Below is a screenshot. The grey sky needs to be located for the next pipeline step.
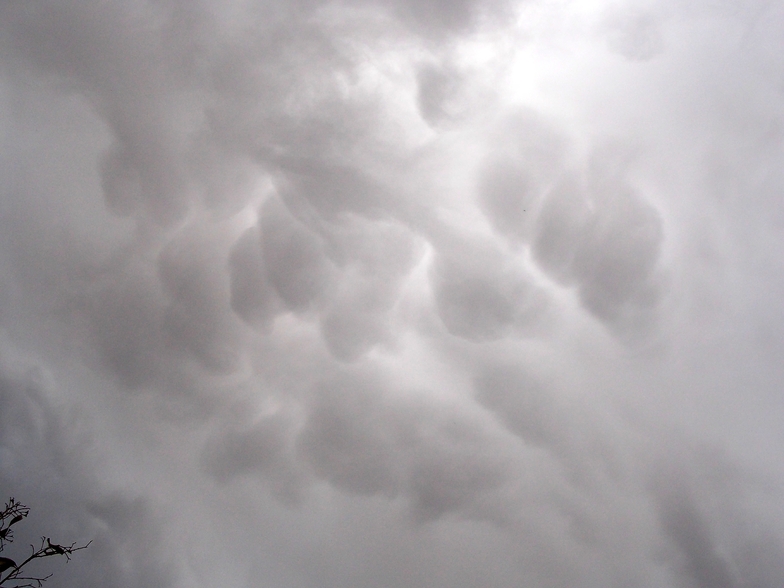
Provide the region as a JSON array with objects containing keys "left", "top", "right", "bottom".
[{"left": 1, "top": 1, "right": 783, "bottom": 587}]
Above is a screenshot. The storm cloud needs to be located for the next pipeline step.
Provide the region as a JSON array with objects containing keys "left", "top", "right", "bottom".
[{"left": 1, "top": 0, "right": 784, "bottom": 587}]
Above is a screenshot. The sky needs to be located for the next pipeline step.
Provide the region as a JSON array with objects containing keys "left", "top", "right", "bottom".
[{"left": 1, "top": 0, "right": 784, "bottom": 587}]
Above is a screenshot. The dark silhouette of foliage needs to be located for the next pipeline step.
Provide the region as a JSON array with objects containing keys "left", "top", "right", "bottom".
[{"left": 0, "top": 498, "right": 90, "bottom": 588}]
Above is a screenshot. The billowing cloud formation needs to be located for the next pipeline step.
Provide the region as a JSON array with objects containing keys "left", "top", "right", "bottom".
[{"left": 2, "top": 0, "right": 784, "bottom": 587}]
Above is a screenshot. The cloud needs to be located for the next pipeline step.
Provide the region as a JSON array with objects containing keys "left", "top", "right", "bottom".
[
  {"left": 0, "top": 349, "right": 176, "bottom": 588},
  {"left": 430, "top": 241, "right": 549, "bottom": 341},
  {"left": 602, "top": 6, "right": 666, "bottom": 62},
  {"left": 478, "top": 111, "right": 570, "bottom": 243},
  {"left": 2, "top": 0, "right": 784, "bottom": 586}
]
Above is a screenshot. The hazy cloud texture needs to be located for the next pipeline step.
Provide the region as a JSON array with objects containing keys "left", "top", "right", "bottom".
[{"left": 1, "top": 0, "right": 784, "bottom": 587}]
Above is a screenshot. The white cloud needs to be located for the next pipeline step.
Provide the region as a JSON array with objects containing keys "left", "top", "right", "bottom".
[{"left": 2, "top": 0, "right": 784, "bottom": 587}]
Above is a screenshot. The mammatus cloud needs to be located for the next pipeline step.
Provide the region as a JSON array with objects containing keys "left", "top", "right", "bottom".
[{"left": 2, "top": 0, "right": 784, "bottom": 587}]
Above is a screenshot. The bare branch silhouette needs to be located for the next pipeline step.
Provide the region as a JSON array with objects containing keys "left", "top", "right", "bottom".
[{"left": 0, "top": 498, "right": 90, "bottom": 587}]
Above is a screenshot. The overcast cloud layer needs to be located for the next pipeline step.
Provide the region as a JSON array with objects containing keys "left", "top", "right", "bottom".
[{"left": 1, "top": 1, "right": 784, "bottom": 587}]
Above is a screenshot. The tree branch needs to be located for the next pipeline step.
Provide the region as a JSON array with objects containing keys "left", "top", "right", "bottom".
[{"left": 0, "top": 498, "right": 91, "bottom": 588}]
